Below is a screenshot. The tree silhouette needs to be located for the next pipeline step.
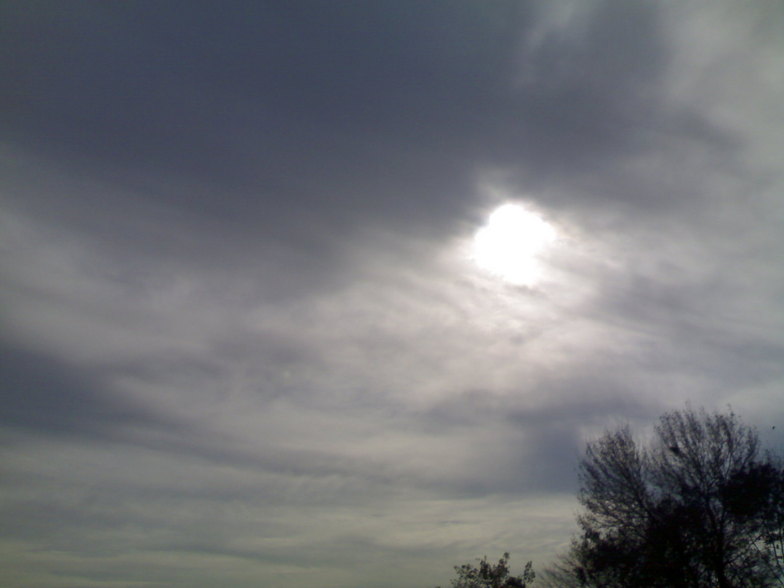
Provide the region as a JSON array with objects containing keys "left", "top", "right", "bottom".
[
  {"left": 438, "top": 552, "right": 535, "bottom": 588},
  {"left": 559, "top": 407, "right": 784, "bottom": 587}
]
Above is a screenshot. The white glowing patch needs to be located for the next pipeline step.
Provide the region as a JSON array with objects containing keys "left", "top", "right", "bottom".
[{"left": 472, "top": 203, "right": 556, "bottom": 286}]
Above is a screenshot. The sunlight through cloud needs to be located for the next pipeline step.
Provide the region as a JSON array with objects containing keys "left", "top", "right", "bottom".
[{"left": 472, "top": 203, "right": 556, "bottom": 286}]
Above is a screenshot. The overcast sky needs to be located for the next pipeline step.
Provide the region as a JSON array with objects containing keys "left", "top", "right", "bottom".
[{"left": 2, "top": 1, "right": 784, "bottom": 587}]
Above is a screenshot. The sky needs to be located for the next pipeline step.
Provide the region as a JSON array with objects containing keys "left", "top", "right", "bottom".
[{"left": 1, "top": 1, "right": 784, "bottom": 586}]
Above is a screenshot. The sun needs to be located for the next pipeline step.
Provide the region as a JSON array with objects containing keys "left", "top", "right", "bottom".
[{"left": 472, "top": 203, "right": 556, "bottom": 286}]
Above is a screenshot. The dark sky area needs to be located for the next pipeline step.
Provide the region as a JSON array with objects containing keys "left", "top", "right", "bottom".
[{"left": 2, "top": 2, "right": 783, "bottom": 586}]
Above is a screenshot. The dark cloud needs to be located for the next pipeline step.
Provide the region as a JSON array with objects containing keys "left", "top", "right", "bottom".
[
  {"left": 2, "top": 0, "right": 689, "bottom": 239},
  {"left": 0, "top": 343, "right": 180, "bottom": 438},
  {"left": 3, "top": 2, "right": 525, "bottom": 232}
]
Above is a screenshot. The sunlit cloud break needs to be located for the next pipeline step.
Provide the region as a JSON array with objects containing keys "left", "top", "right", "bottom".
[{"left": 472, "top": 203, "right": 557, "bottom": 286}]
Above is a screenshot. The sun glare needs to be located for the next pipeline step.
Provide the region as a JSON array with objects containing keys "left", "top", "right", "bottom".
[{"left": 472, "top": 203, "right": 556, "bottom": 286}]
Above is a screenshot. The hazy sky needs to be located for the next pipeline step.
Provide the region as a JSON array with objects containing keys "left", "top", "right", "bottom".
[{"left": 2, "top": 1, "right": 783, "bottom": 586}]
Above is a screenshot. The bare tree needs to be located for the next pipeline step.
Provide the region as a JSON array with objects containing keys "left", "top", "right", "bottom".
[
  {"left": 648, "top": 409, "right": 762, "bottom": 587},
  {"left": 563, "top": 407, "right": 783, "bottom": 587},
  {"left": 721, "top": 457, "right": 784, "bottom": 586}
]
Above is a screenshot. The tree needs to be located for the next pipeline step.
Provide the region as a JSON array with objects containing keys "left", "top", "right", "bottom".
[
  {"left": 559, "top": 407, "right": 783, "bottom": 587},
  {"left": 535, "top": 550, "right": 587, "bottom": 588},
  {"left": 722, "top": 459, "right": 784, "bottom": 586},
  {"left": 438, "top": 552, "right": 535, "bottom": 588}
]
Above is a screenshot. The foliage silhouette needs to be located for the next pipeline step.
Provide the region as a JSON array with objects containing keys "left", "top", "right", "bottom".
[
  {"left": 438, "top": 552, "right": 535, "bottom": 588},
  {"left": 554, "top": 407, "right": 784, "bottom": 587}
]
